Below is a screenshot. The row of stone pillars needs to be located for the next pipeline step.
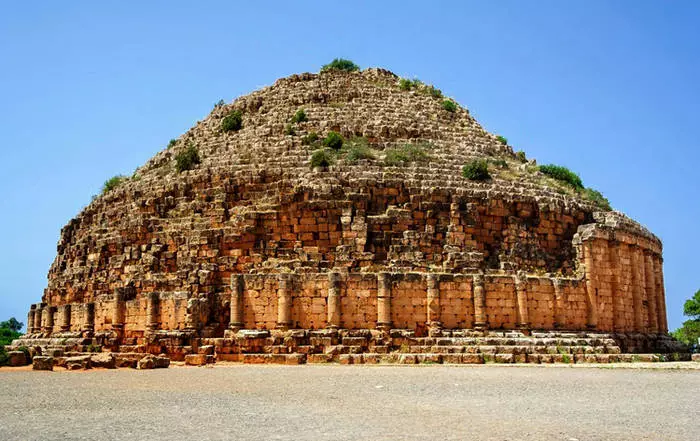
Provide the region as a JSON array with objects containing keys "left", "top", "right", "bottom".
[
  {"left": 27, "top": 303, "right": 89, "bottom": 334},
  {"left": 582, "top": 240, "right": 667, "bottom": 333},
  {"left": 225, "top": 272, "right": 573, "bottom": 332}
]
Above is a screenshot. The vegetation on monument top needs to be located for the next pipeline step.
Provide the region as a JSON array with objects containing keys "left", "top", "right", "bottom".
[
  {"left": 538, "top": 164, "right": 584, "bottom": 190},
  {"left": 496, "top": 135, "right": 508, "bottom": 145},
  {"left": 102, "top": 175, "right": 128, "bottom": 194},
  {"left": 322, "top": 131, "right": 344, "bottom": 150},
  {"left": 291, "top": 109, "right": 308, "bottom": 124},
  {"left": 671, "top": 289, "right": 700, "bottom": 349},
  {"left": 221, "top": 110, "right": 243, "bottom": 132},
  {"left": 301, "top": 131, "right": 319, "bottom": 146},
  {"left": 321, "top": 58, "right": 360, "bottom": 73},
  {"left": 398, "top": 77, "right": 424, "bottom": 91},
  {"left": 462, "top": 160, "right": 491, "bottom": 181},
  {"left": 168, "top": 139, "right": 178, "bottom": 148},
  {"left": 309, "top": 148, "right": 335, "bottom": 169},
  {"left": 515, "top": 150, "right": 526, "bottom": 162},
  {"left": 426, "top": 85, "right": 443, "bottom": 99},
  {"left": 442, "top": 99, "right": 457, "bottom": 113},
  {"left": 214, "top": 99, "right": 225, "bottom": 109},
  {"left": 175, "top": 143, "right": 201, "bottom": 172},
  {"left": 384, "top": 142, "right": 431, "bottom": 166}
]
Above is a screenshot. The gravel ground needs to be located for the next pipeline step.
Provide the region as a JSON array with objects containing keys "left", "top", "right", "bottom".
[{"left": 1, "top": 364, "right": 698, "bottom": 441}]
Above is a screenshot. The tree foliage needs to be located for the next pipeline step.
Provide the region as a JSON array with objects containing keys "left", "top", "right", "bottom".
[
  {"left": 671, "top": 289, "right": 700, "bottom": 348},
  {"left": 0, "top": 317, "right": 23, "bottom": 346}
]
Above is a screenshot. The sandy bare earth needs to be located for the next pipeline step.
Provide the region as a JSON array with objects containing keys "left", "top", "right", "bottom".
[{"left": 0, "top": 364, "right": 698, "bottom": 441}]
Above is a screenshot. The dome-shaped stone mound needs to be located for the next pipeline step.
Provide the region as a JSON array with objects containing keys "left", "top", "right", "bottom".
[{"left": 18, "top": 66, "right": 684, "bottom": 364}]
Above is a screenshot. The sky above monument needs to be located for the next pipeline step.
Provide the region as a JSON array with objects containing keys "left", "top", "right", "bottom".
[{"left": 0, "top": 1, "right": 698, "bottom": 331}]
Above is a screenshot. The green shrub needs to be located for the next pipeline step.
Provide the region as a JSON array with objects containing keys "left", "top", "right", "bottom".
[
  {"left": 302, "top": 132, "right": 319, "bottom": 146},
  {"left": 384, "top": 143, "right": 430, "bottom": 166},
  {"left": 427, "top": 85, "right": 443, "bottom": 99},
  {"left": 488, "top": 158, "right": 508, "bottom": 169},
  {"left": 581, "top": 188, "right": 611, "bottom": 211},
  {"left": 310, "top": 149, "right": 335, "bottom": 168},
  {"left": 344, "top": 137, "right": 376, "bottom": 163},
  {"left": 175, "top": 144, "right": 201, "bottom": 172},
  {"left": 221, "top": 110, "right": 243, "bottom": 132},
  {"left": 539, "top": 164, "right": 583, "bottom": 189},
  {"left": 102, "top": 175, "right": 127, "bottom": 194},
  {"left": 322, "top": 131, "right": 344, "bottom": 150},
  {"left": 284, "top": 124, "right": 296, "bottom": 136},
  {"left": 515, "top": 151, "right": 526, "bottom": 162},
  {"left": 168, "top": 139, "right": 178, "bottom": 148},
  {"left": 321, "top": 58, "right": 360, "bottom": 73},
  {"left": 462, "top": 160, "right": 490, "bottom": 181},
  {"left": 496, "top": 135, "right": 508, "bottom": 145},
  {"left": 291, "top": 109, "right": 307, "bottom": 123},
  {"left": 399, "top": 78, "right": 412, "bottom": 91},
  {"left": 442, "top": 99, "right": 457, "bottom": 112}
]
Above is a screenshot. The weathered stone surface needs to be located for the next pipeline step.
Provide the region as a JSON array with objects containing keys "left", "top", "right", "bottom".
[
  {"left": 8, "top": 351, "right": 29, "bottom": 367},
  {"left": 66, "top": 355, "right": 91, "bottom": 370},
  {"left": 692, "top": 354, "right": 699, "bottom": 362},
  {"left": 32, "top": 356, "right": 54, "bottom": 371},
  {"left": 15, "top": 67, "right": 683, "bottom": 363},
  {"left": 90, "top": 353, "right": 116, "bottom": 369},
  {"left": 137, "top": 354, "right": 156, "bottom": 370}
]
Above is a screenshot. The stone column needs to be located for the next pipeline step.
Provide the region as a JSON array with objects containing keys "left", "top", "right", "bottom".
[
  {"left": 654, "top": 257, "right": 668, "bottom": 333},
  {"left": 60, "top": 304, "right": 72, "bottom": 332},
  {"left": 34, "top": 304, "right": 44, "bottom": 334},
  {"left": 583, "top": 241, "right": 598, "bottom": 329},
  {"left": 553, "top": 279, "right": 566, "bottom": 329},
  {"left": 229, "top": 274, "right": 244, "bottom": 331},
  {"left": 644, "top": 252, "right": 658, "bottom": 333},
  {"left": 473, "top": 274, "right": 487, "bottom": 330},
  {"left": 426, "top": 273, "right": 441, "bottom": 331},
  {"left": 327, "top": 272, "right": 341, "bottom": 329},
  {"left": 82, "top": 302, "right": 95, "bottom": 335},
  {"left": 630, "top": 246, "right": 644, "bottom": 332},
  {"left": 376, "top": 272, "right": 392, "bottom": 330},
  {"left": 27, "top": 304, "right": 36, "bottom": 334},
  {"left": 42, "top": 306, "right": 54, "bottom": 334},
  {"left": 112, "top": 289, "right": 126, "bottom": 336},
  {"left": 276, "top": 274, "right": 292, "bottom": 330},
  {"left": 145, "top": 293, "right": 159, "bottom": 333},
  {"left": 609, "top": 242, "right": 623, "bottom": 332},
  {"left": 515, "top": 271, "right": 529, "bottom": 329}
]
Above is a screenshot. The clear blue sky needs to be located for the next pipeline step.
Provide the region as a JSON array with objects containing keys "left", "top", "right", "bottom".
[{"left": 1, "top": 1, "right": 698, "bottom": 331}]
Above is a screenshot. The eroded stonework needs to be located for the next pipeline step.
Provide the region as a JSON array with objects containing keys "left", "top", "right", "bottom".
[{"left": 16, "top": 68, "right": 681, "bottom": 362}]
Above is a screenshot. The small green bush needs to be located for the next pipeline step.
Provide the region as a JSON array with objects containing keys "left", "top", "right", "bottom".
[
  {"left": 488, "top": 158, "right": 508, "bottom": 169},
  {"left": 539, "top": 164, "right": 583, "bottom": 189},
  {"left": 442, "top": 99, "right": 457, "bottom": 112},
  {"left": 175, "top": 144, "right": 201, "bottom": 172},
  {"left": 284, "top": 124, "right": 296, "bottom": 136},
  {"left": 322, "top": 131, "right": 344, "bottom": 150},
  {"left": 399, "top": 78, "right": 412, "bottom": 91},
  {"left": 496, "top": 135, "right": 508, "bottom": 145},
  {"left": 427, "top": 85, "right": 443, "bottom": 99},
  {"left": 291, "top": 109, "right": 308, "bottom": 123},
  {"left": 515, "top": 151, "right": 526, "bottom": 162},
  {"left": 310, "top": 149, "right": 335, "bottom": 168},
  {"left": 102, "top": 175, "right": 127, "bottom": 194},
  {"left": 321, "top": 58, "right": 360, "bottom": 73},
  {"left": 302, "top": 132, "right": 319, "bottom": 146},
  {"left": 168, "top": 139, "right": 177, "bottom": 148},
  {"left": 344, "top": 137, "right": 376, "bottom": 163},
  {"left": 384, "top": 143, "right": 430, "bottom": 166},
  {"left": 221, "top": 110, "right": 243, "bottom": 132},
  {"left": 581, "top": 188, "right": 612, "bottom": 211},
  {"left": 462, "top": 160, "right": 491, "bottom": 181}
]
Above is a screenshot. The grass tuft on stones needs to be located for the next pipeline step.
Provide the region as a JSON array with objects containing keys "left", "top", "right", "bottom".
[
  {"left": 496, "top": 135, "right": 508, "bottom": 145},
  {"left": 291, "top": 109, "right": 308, "bottom": 123},
  {"left": 284, "top": 124, "right": 296, "bottom": 136},
  {"left": 384, "top": 143, "right": 431, "bottom": 166},
  {"left": 222, "top": 110, "right": 243, "bottom": 132},
  {"left": 322, "top": 131, "right": 344, "bottom": 150},
  {"left": 442, "top": 99, "right": 457, "bottom": 112},
  {"left": 302, "top": 132, "right": 319, "bottom": 146},
  {"left": 581, "top": 188, "right": 612, "bottom": 211},
  {"left": 515, "top": 151, "right": 526, "bottom": 162},
  {"left": 538, "top": 164, "right": 583, "bottom": 189},
  {"left": 102, "top": 175, "right": 128, "bottom": 194},
  {"left": 175, "top": 144, "right": 201, "bottom": 172},
  {"left": 343, "top": 137, "right": 376, "bottom": 164},
  {"left": 398, "top": 77, "right": 423, "bottom": 91},
  {"left": 462, "top": 160, "right": 490, "bottom": 181},
  {"left": 168, "top": 139, "right": 178, "bottom": 148},
  {"left": 310, "top": 149, "right": 335, "bottom": 169},
  {"left": 321, "top": 58, "right": 360, "bottom": 73}
]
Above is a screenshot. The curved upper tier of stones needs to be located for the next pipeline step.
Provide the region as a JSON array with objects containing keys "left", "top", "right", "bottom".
[{"left": 24, "top": 67, "right": 669, "bottom": 347}]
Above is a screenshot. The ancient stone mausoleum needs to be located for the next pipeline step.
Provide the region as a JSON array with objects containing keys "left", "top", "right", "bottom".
[{"left": 18, "top": 67, "right": 683, "bottom": 363}]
